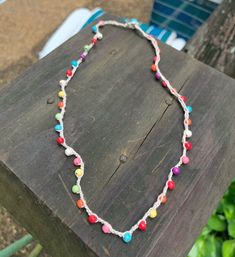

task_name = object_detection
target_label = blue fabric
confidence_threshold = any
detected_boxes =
[150,0,219,40]
[82,8,105,29]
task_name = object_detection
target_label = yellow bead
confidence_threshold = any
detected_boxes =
[58,91,65,98]
[149,209,157,218]
[75,168,84,177]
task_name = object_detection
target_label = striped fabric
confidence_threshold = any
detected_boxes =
[150,0,220,40]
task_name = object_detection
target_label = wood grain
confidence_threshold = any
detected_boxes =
[185,0,235,78]
[1,14,235,257]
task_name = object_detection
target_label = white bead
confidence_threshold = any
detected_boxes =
[185,130,192,138]
[65,147,74,156]
[97,33,103,40]
[60,80,67,87]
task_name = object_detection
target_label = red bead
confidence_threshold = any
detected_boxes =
[57,137,64,144]
[185,141,192,150]
[181,95,187,102]
[88,214,97,224]
[92,38,97,44]
[138,220,146,231]
[66,69,73,77]
[162,81,167,87]
[167,180,175,190]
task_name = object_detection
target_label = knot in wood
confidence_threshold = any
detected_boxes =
[119,154,128,163]
[165,96,173,106]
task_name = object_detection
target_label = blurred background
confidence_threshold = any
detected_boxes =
[1,0,234,257]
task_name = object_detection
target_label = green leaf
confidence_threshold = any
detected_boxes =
[228,181,235,197]
[201,225,212,236]
[208,214,227,232]
[217,201,224,214]
[228,220,235,238]
[222,240,235,257]
[188,235,222,257]
[188,241,200,257]
[188,237,206,257]
[204,236,222,257]
[223,201,235,221]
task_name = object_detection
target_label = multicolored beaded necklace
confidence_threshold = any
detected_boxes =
[54,19,193,243]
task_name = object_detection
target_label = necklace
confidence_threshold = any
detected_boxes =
[54,19,193,243]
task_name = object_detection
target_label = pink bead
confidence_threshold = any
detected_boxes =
[102,224,111,234]
[162,81,167,87]
[153,56,158,62]
[182,156,190,164]
[73,157,82,166]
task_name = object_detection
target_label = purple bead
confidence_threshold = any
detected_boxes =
[155,72,161,80]
[80,53,86,62]
[172,166,180,175]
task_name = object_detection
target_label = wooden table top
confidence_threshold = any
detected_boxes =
[0,14,235,257]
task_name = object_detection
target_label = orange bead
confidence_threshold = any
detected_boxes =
[185,118,192,126]
[76,199,84,209]
[160,194,167,203]
[151,64,157,72]
[58,101,64,108]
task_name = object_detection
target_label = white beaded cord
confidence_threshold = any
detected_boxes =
[55,19,192,241]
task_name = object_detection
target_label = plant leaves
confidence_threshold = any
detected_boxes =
[204,236,222,257]
[222,240,235,257]
[188,236,222,257]
[228,220,235,238]
[201,226,212,236]
[223,201,235,221]
[208,214,227,232]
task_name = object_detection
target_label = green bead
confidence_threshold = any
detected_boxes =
[55,113,62,120]
[72,185,80,194]
[84,45,91,51]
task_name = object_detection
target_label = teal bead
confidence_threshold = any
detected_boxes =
[55,113,62,120]
[72,184,80,194]
[54,124,62,131]
[187,106,193,113]
[92,26,97,33]
[71,60,78,67]
[123,232,132,243]
[130,18,138,23]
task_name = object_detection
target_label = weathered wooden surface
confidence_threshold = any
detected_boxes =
[185,0,235,78]
[1,14,235,257]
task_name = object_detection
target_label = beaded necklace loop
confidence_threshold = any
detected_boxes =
[54,19,193,243]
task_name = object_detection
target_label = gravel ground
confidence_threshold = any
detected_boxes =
[0,0,152,256]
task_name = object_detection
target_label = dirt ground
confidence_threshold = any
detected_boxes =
[0,0,152,256]
[0,0,152,87]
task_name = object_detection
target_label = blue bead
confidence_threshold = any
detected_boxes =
[130,18,138,23]
[92,26,97,33]
[54,124,62,131]
[187,106,193,113]
[71,60,78,67]
[123,232,132,243]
